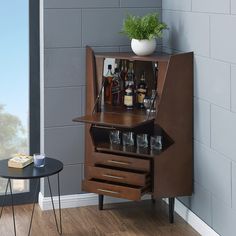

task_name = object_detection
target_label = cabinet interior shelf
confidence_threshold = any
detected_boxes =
[96,142,163,159]
[73,112,155,129]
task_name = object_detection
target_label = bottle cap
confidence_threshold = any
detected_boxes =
[108,64,112,70]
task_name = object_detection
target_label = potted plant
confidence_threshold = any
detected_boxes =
[121,13,168,56]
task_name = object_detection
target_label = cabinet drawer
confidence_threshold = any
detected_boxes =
[82,179,150,201]
[87,166,150,187]
[92,152,150,172]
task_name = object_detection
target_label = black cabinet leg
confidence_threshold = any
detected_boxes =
[169,197,175,223]
[98,195,104,210]
[151,196,156,204]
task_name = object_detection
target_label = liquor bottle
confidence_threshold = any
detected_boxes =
[137,73,147,109]
[154,62,158,92]
[104,64,113,104]
[112,67,121,106]
[126,62,135,88]
[124,82,134,109]
[123,60,128,85]
[119,60,127,103]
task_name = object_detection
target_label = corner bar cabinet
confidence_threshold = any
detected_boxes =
[73,47,193,223]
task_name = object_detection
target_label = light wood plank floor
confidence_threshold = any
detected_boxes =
[0,200,199,236]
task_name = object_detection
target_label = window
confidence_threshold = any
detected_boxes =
[0,0,40,203]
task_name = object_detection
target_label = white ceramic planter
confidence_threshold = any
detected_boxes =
[131,38,156,56]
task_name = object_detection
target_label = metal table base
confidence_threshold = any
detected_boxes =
[0,174,62,236]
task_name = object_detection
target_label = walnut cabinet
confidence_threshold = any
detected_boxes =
[73,47,193,223]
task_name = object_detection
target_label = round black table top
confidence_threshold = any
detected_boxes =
[0,157,63,179]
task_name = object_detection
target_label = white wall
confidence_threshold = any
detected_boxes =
[163,1,236,235]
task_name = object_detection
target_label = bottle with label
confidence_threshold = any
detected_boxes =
[124,82,134,109]
[104,64,113,104]
[112,67,121,106]
[137,73,147,109]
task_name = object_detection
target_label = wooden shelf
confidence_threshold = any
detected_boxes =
[96,142,162,159]
[95,51,171,62]
[73,112,155,129]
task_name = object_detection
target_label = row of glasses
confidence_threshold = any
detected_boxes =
[109,130,162,150]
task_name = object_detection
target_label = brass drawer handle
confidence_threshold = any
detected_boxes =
[102,174,125,180]
[97,189,120,195]
[107,160,131,166]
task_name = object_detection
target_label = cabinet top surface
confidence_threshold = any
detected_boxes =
[94,51,172,62]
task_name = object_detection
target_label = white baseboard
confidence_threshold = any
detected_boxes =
[163,198,219,236]
[38,192,151,211]
[38,193,219,236]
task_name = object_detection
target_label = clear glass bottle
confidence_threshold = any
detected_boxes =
[126,62,135,88]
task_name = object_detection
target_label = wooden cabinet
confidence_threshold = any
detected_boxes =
[73,47,193,223]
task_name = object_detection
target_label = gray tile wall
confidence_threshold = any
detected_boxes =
[43,0,162,197]
[163,1,236,235]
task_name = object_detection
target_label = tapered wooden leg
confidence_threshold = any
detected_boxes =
[151,195,156,204]
[169,197,175,223]
[98,195,104,210]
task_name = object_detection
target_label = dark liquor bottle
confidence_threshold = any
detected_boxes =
[104,64,113,104]
[137,72,147,109]
[124,82,134,109]
[112,67,121,106]
[119,60,127,103]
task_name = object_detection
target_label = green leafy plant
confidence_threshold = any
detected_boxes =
[121,13,168,40]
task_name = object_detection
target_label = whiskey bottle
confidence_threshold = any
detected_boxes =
[112,67,121,106]
[124,82,134,109]
[119,60,127,103]
[104,64,113,104]
[137,73,147,109]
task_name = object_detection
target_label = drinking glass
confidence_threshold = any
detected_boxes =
[33,153,46,168]
[150,135,162,150]
[122,132,135,146]
[144,98,151,111]
[136,134,148,148]
[109,130,121,145]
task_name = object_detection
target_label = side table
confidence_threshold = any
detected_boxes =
[0,157,63,236]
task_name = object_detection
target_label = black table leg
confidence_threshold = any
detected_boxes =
[0,179,16,236]
[98,195,104,210]
[28,178,40,236]
[169,197,175,224]
[47,174,62,234]
[9,179,17,236]
[0,179,10,219]
[0,179,40,236]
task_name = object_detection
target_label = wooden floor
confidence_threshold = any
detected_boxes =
[0,200,199,236]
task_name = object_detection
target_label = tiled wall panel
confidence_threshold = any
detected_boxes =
[43,0,162,197]
[163,1,236,235]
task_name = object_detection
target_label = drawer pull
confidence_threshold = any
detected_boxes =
[97,189,120,195]
[102,174,125,180]
[107,160,131,166]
